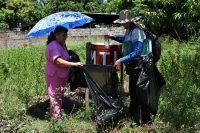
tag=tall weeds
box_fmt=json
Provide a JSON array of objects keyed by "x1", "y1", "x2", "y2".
[{"x1": 0, "y1": 37, "x2": 199, "y2": 131}]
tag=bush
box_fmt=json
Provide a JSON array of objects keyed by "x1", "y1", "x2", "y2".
[
  {"x1": 0, "y1": 23, "x2": 9, "y2": 30},
  {"x1": 157, "y1": 37, "x2": 200, "y2": 129}
]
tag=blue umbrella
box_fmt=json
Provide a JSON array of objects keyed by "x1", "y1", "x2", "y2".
[{"x1": 27, "y1": 11, "x2": 94, "y2": 38}]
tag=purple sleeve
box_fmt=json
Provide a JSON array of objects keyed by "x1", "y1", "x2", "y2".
[
  {"x1": 49, "y1": 44, "x2": 62, "y2": 63},
  {"x1": 120, "y1": 41, "x2": 143, "y2": 63}
]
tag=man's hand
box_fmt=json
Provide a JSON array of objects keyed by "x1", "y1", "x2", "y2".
[
  {"x1": 114, "y1": 59, "x2": 121, "y2": 70},
  {"x1": 104, "y1": 35, "x2": 113, "y2": 39}
]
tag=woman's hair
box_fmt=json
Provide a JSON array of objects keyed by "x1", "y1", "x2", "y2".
[{"x1": 46, "y1": 26, "x2": 68, "y2": 45}]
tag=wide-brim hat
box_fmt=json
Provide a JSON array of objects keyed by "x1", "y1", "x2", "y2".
[{"x1": 114, "y1": 10, "x2": 144, "y2": 27}]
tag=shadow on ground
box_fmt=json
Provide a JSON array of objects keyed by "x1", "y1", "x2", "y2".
[{"x1": 27, "y1": 96, "x2": 83, "y2": 120}]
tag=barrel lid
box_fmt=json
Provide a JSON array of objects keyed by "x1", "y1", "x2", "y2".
[
  {"x1": 91, "y1": 42, "x2": 122, "y2": 45},
  {"x1": 91, "y1": 42, "x2": 104, "y2": 45}
]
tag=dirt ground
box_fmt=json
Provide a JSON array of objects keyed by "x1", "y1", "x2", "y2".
[{"x1": 0, "y1": 87, "x2": 87, "y2": 132}]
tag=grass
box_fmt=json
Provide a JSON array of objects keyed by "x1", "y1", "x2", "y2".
[{"x1": 0, "y1": 36, "x2": 200, "y2": 132}]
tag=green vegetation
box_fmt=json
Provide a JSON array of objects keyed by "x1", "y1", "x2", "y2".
[
  {"x1": 158, "y1": 37, "x2": 200, "y2": 129},
  {"x1": 0, "y1": 37, "x2": 199, "y2": 132}
]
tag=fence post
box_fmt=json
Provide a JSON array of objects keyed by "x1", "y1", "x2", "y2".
[
  {"x1": 4, "y1": 40, "x2": 8, "y2": 48},
  {"x1": 85, "y1": 88, "x2": 89, "y2": 110},
  {"x1": 85, "y1": 42, "x2": 92, "y2": 110},
  {"x1": 28, "y1": 38, "x2": 31, "y2": 46},
  {"x1": 120, "y1": 64, "x2": 124, "y2": 92}
]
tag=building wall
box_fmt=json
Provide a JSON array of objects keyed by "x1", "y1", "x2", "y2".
[{"x1": 0, "y1": 27, "x2": 125, "y2": 48}]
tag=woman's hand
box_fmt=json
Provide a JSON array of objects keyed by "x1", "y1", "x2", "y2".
[
  {"x1": 73, "y1": 62, "x2": 83, "y2": 67},
  {"x1": 55, "y1": 57, "x2": 83, "y2": 67},
  {"x1": 114, "y1": 59, "x2": 121, "y2": 70}
]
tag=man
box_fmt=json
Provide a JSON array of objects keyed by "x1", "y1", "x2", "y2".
[{"x1": 105, "y1": 9, "x2": 151, "y2": 125}]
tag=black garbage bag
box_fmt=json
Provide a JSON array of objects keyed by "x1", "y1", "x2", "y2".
[
  {"x1": 136, "y1": 54, "x2": 165, "y2": 114},
  {"x1": 68, "y1": 66, "x2": 87, "y2": 91},
  {"x1": 83, "y1": 65, "x2": 119, "y2": 97},
  {"x1": 68, "y1": 50, "x2": 87, "y2": 91},
  {"x1": 67, "y1": 50, "x2": 123, "y2": 125},
  {"x1": 81, "y1": 65, "x2": 123, "y2": 126}
]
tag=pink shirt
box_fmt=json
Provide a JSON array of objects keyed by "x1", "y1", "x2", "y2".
[{"x1": 45, "y1": 40, "x2": 70, "y2": 79}]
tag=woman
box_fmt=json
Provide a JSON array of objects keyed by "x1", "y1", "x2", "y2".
[
  {"x1": 45, "y1": 26, "x2": 82, "y2": 120},
  {"x1": 105, "y1": 10, "x2": 151, "y2": 125}
]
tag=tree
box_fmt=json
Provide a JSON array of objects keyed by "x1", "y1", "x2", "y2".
[
  {"x1": 105, "y1": 0, "x2": 134, "y2": 13},
  {"x1": 0, "y1": 10, "x2": 9, "y2": 30},
  {"x1": 84, "y1": 1, "x2": 106, "y2": 13},
  {"x1": 106, "y1": 0, "x2": 200, "y2": 39},
  {"x1": 18, "y1": 1, "x2": 45, "y2": 27},
  {"x1": 43, "y1": 0, "x2": 85, "y2": 15},
  {"x1": 3, "y1": 0, "x2": 26, "y2": 28},
  {"x1": 2, "y1": 0, "x2": 46, "y2": 29},
  {"x1": 0, "y1": 0, "x2": 9, "y2": 30}
]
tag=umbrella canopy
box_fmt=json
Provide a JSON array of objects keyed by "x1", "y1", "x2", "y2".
[{"x1": 27, "y1": 11, "x2": 94, "y2": 38}]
